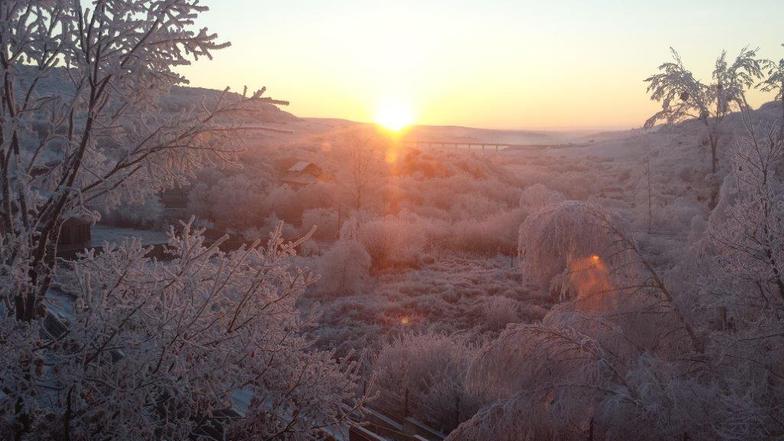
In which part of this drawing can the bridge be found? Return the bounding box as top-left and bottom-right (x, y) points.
(401, 139), (586, 152)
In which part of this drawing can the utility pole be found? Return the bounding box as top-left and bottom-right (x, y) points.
(647, 155), (653, 234)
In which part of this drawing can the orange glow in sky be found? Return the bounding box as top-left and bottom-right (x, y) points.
(182, 1), (783, 130)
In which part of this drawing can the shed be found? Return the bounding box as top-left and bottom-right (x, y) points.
(281, 161), (323, 188)
(288, 161), (322, 177)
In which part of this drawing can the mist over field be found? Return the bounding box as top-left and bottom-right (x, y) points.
(2, 2), (784, 440)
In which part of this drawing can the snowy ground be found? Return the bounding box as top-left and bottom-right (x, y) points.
(91, 225), (169, 247)
(305, 254), (549, 355)
(287, 113), (733, 358)
(100, 107), (762, 363)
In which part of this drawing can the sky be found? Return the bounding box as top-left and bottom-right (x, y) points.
(180, 0), (783, 130)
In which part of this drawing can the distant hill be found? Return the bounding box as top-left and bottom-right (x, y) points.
(12, 65), (297, 124)
(162, 86), (297, 124)
(300, 117), (595, 146)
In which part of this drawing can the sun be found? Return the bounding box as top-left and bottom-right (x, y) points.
(373, 99), (414, 131)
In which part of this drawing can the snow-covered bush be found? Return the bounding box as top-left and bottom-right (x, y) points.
(2, 0), (284, 317)
(264, 182), (336, 226)
(187, 174), (268, 229)
(518, 183), (566, 210)
(453, 322), (617, 441)
(345, 214), (429, 270)
(0, 3), (363, 439)
(1, 223), (361, 439)
(517, 201), (617, 287)
(709, 118), (784, 310)
(263, 185), (301, 224)
(302, 208), (339, 240)
(447, 209), (526, 256)
(480, 296), (524, 331)
(447, 120), (784, 441)
(238, 214), (299, 243)
(656, 196), (705, 231)
(100, 196), (165, 229)
(315, 239), (372, 296)
(373, 333), (484, 432)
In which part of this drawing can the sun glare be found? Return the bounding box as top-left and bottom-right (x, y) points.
(374, 99), (414, 131)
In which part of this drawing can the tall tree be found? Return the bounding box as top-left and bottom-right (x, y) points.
(0, 2), (362, 439)
(644, 47), (764, 173)
(710, 115), (784, 303)
(759, 44), (784, 122)
(0, 1), (275, 321)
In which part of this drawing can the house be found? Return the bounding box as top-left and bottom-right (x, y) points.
(281, 161), (323, 188)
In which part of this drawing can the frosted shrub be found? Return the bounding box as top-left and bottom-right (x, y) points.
(447, 209), (527, 255)
(481, 296), (523, 331)
(454, 323), (612, 441)
(517, 201), (616, 287)
(0, 3), (367, 438)
(294, 182), (336, 213)
(302, 208), (339, 240)
(188, 175), (267, 229)
(0, 0), (291, 323)
(334, 138), (386, 212)
(657, 196), (705, 231)
(263, 184), (301, 224)
(447, 193), (508, 221)
(101, 196), (165, 228)
(412, 174), (518, 221)
(315, 239), (372, 296)
(0, 223), (361, 439)
(518, 183), (566, 210)
(348, 215), (429, 269)
(373, 333), (484, 432)
(238, 214), (299, 243)
(300, 239), (321, 257)
(709, 119), (784, 305)
(398, 149), (452, 178)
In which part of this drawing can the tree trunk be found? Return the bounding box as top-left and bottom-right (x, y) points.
(710, 135), (718, 174)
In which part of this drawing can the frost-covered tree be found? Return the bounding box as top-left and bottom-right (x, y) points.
(448, 120), (784, 441)
(0, 1), (281, 322)
(335, 132), (386, 214)
(1, 222), (362, 440)
(645, 47), (764, 173)
(518, 201), (703, 351)
(315, 238), (371, 296)
(709, 116), (784, 304)
(373, 332), (483, 432)
(0, 2), (362, 439)
(759, 44), (784, 121)
(517, 201), (618, 288)
(518, 183), (565, 211)
(341, 213), (427, 270)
